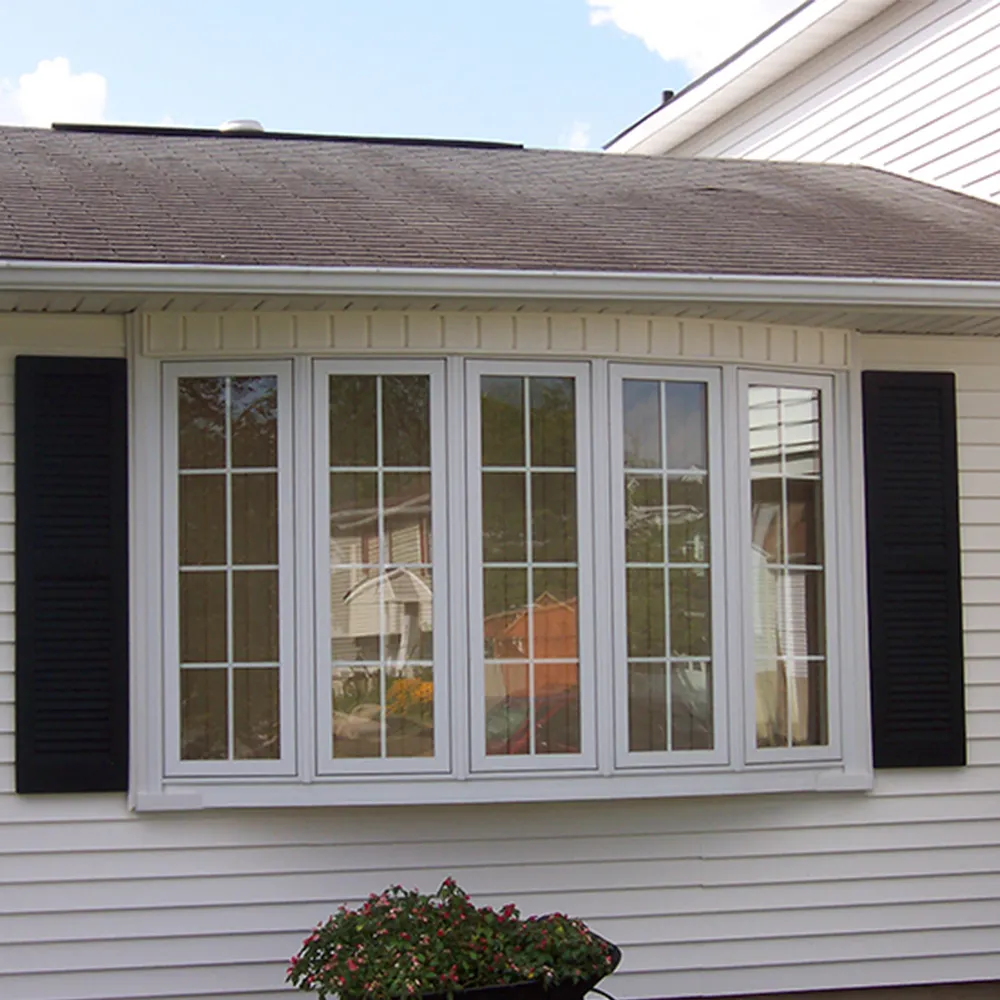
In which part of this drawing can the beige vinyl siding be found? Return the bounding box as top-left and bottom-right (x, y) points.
(1, 310), (998, 999)
(668, 0), (1000, 204)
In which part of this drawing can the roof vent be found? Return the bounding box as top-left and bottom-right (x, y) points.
(219, 119), (264, 134)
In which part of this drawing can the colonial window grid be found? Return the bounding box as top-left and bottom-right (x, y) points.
(144, 354), (857, 803)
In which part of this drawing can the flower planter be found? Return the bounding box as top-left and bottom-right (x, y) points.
(288, 881), (621, 1000)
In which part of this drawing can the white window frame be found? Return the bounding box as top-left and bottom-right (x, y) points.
(130, 341), (872, 811)
(162, 360), (297, 778)
(465, 360), (598, 773)
(738, 370), (843, 766)
(313, 359), (451, 776)
(608, 364), (729, 770)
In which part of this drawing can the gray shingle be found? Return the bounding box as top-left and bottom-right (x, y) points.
(2, 125), (1000, 281)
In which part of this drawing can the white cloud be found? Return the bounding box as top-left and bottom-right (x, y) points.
(0, 58), (107, 127)
(561, 121), (592, 151)
(588, 0), (803, 75)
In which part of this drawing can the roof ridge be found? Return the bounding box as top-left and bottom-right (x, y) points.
(50, 121), (523, 150)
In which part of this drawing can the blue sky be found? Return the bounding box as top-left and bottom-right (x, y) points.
(0, 1), (799, 148)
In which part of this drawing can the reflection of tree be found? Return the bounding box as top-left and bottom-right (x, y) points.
(328, 374), (430, 467)
(178, 376), (278, 468)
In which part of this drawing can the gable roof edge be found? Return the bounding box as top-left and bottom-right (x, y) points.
(606, 0), (897, 155)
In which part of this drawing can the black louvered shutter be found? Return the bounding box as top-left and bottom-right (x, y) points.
(863, 371), (965, 768)
(16, 356), (128, 793)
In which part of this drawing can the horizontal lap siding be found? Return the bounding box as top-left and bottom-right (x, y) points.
(674, 0), (1000, 204)
(1, 315), (998, 999)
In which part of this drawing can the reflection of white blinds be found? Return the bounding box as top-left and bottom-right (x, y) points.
(784, 573), (809, 670)
(752, 547), (779, 660)
(751, 550), (809, 670)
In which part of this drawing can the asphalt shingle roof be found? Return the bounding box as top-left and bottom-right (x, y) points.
(3, 124), (1000, 281)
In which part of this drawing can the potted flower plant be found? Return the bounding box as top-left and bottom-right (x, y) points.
(287, 878), (620, 1000)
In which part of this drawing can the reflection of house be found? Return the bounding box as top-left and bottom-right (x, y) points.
(484, 594), (578, 698)
(330, 490), (432, 661)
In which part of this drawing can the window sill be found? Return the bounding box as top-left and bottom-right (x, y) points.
(133, 765), (873, 811)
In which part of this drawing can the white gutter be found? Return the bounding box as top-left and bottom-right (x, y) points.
(3, 260), (1000, 311)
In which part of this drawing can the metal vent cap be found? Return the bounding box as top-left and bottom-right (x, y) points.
(219, 119), (264, 134)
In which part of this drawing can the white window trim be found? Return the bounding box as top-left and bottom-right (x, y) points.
(313, 359), (451, 776)
(608, 363), (729, 770)
(128, 342), (873, 813)
(161, 360), (297, 778)
(465, 360), (598, 773)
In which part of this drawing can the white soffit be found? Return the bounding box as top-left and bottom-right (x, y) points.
(606, 0), (900, 155)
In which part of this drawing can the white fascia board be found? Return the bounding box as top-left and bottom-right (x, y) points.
(4, 259), (1000, 312)
(606, 0), (898, 156)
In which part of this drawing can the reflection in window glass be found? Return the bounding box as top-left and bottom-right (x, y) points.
(178, 375), (281, 761)
(622, 379), (713, 753)
(329, 374), (435, 760)
(481, 375), (581, 757)
(749, 386), (828, 749)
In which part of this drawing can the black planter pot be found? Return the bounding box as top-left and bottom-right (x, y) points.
(419, 940), (621, 1000)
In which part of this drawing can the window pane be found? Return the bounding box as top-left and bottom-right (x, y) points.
(331, 472), (379, 564)
(623, 380), (661, 469)
(384, 472), (431, 565)
(669, 568), (711, 657)
(787, 479), (823, 565)
(332, 667), (382, 758)
(790, 660), (828, 747)
(756, 659), (788, 748)
(327, 368), (441, 766)
(748, 387), (781, 477)
(180, 571), (227, 663)
(383, 375), (431, 467)
(179, 377), (226, 469)
(483, 568), (528, 659)
(664, 382), (707, 471)
(231, 473), (278, 566)
(230, 376), (277, 468)
(482, 472), (526, 562)
(482, 376), (524, 467)
(480, 371), (582, 762)
(329, 375), (377, 467)
(667, 475), (709, 563)
(383, 567), (434, 663)
(626, 567), (665, 658)
(181, 668), (228, 759)
(781, 389), (821, 477)
(386, 666), (434, 758)
(232, 570), (279, 662)
(179, 475), (226, 566)
(485, 662), (530, 756)
(628, 662), (667, 752)
(531, 472), (577, 562)
(535, 662), (580, 754)
(174, 372), (284, 766)
(531, 568), (578, 660)
(671, 662), (712, 750)
(625, 476), (664, 564)
(622, 377), (713, 756)
(530, 377), (575, 468)
(749, 384), (828, 750)
(233, 668), (280, 759)
(330, 567), (372, 660)
(751, 478), (784, 563)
